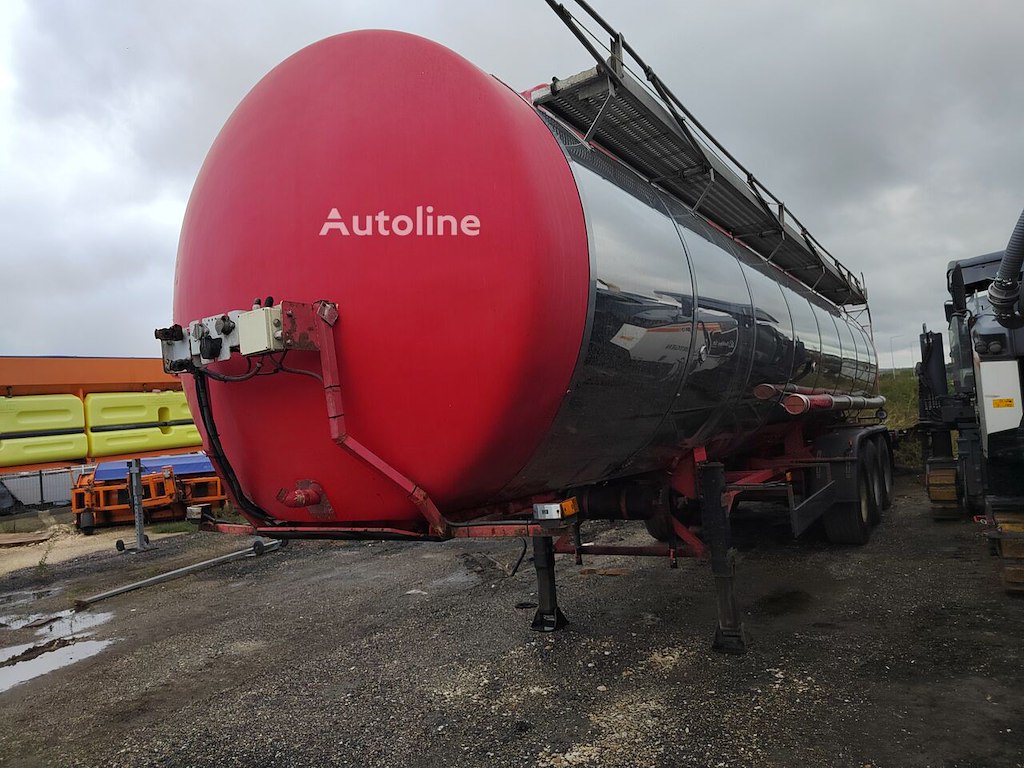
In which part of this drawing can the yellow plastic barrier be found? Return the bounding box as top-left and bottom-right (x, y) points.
(84, 391), (202, 458)
(0, 391), (203, 466)
(0, 394), (85, 434)
(0, 434), (90, 467)
(0, 395), (88, 467)
(87, 425), (202, 458)
(84, 390), (193, 428)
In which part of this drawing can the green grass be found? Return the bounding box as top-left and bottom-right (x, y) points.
(214, 503), (247, 524)
(878, 368), (923, 470)
(148, 521), (197, 535)
(878, 368), (918, 429)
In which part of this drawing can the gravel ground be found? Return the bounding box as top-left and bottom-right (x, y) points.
(0, 474), (1022, 768)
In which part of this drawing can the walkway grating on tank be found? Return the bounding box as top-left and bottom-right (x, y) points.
(532, 65), (866, 308)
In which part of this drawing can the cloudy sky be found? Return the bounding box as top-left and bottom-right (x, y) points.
(1, 1), (1021, 367)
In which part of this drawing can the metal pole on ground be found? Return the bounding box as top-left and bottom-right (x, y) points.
(77, 539), (281, 608)
(127, 458), (150, 552)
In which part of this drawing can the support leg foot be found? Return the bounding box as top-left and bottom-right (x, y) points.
(531, 605), (568, 632)
(712, 625), (749, 655)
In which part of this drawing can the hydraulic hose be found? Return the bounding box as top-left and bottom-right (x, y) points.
(193, 371), (276, 525)
(987, 206), (1024, 323)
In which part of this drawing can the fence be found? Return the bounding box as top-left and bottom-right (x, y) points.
(0, 467), (89, 509)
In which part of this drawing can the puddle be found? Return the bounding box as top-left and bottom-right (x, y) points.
(0, 609), (115, 694)
(0, 642), (36, 664)
(30, 610), (113, 638)
(0, 614), (47, 630)
(0, 640), (113, 694)
(0, 610), (112, 638)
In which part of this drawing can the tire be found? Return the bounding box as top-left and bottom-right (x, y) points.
(645, 516), (672, 543)
(861, 441), (884, 525)
(875, 436), (894, 511)
(823, 457), (875, 545)
(78, 511), (95, 536)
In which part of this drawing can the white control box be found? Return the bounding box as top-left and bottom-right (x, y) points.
(237, 307), (285, 356)
(188, 311), (243, 363)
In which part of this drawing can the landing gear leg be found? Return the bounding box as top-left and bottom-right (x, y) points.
(530, 535), (567, 632)
(700, 462), (748, 655)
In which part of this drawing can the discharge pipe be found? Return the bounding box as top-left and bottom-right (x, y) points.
(753, 383), (818, 400)
(782, 393), (886, 416)
(987, 206), (1024, 324)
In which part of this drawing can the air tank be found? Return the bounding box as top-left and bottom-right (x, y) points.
(173, 30), (878, 530)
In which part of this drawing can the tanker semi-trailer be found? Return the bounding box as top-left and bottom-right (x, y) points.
(156, 7), (890, 654)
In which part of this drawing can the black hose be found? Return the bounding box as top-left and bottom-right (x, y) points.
(203, 358), (262, 382)
(193, 372), (276, 525)
(273, 351), (324, 383)
(988, 206), (1024, 323)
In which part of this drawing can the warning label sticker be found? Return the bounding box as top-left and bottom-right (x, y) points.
(992, 398), (1016, 409)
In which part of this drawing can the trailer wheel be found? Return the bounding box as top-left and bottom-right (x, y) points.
(644, 516), (672, 543)
(78, 511), (95, 536)
(875, 437), (894, 511)
(823, 458), (874, 545)
(861, 441), (884, 525)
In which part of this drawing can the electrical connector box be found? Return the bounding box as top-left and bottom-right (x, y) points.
(532, 498), (579, 521)
(237, 307), (285, 356)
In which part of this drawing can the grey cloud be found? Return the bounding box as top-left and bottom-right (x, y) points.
(2, 0), (1023, 364)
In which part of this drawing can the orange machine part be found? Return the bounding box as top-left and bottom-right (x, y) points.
(71, 468), (227, 530)
(0, 357), (181, 398)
